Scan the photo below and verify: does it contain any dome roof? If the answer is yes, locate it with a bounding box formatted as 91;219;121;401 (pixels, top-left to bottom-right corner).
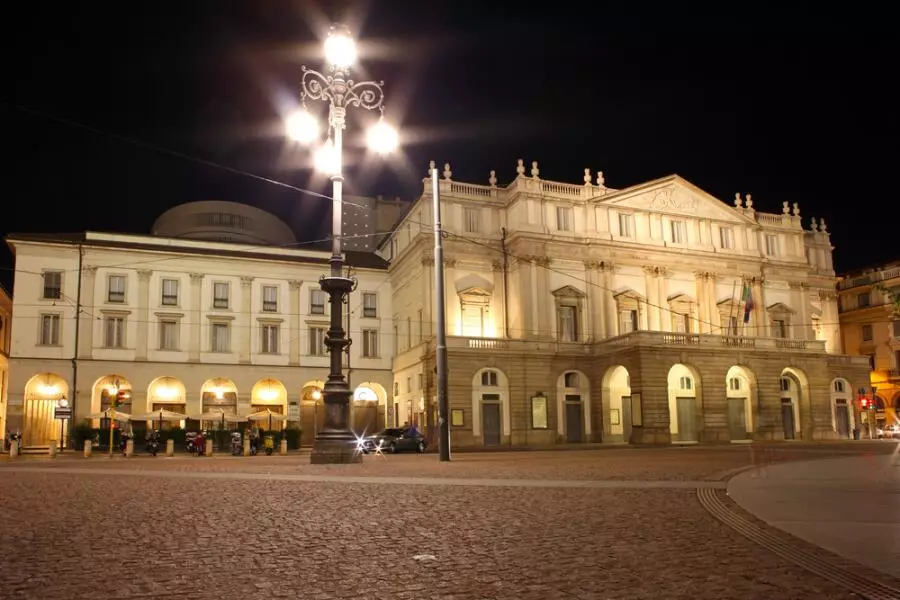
151;201;297;246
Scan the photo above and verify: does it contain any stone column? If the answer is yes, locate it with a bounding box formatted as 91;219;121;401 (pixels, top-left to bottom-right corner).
135;270;152;360
790;282;809;340
421;257;434;338
820;290;840;353
443;259;458;336
643;267;661;331
752;277;768;337
706;273;720;332
240;276;254;363
535;257;553;340
188;273;204;361
518;256;536;338
694;272;709;334
585;261;605;340
289;280;302;365
491;260;507;339
77;266;97;357
657;268;670;332
603;265;617;337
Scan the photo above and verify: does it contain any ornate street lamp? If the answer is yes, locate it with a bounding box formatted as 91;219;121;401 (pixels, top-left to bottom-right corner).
287;25;398;463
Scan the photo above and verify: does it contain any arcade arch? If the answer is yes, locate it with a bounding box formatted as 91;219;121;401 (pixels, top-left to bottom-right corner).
725;366;755;441
472;367;510;446
667;363;702;443
601;365;631;442
779;367;808;440
556;370;590;443
352;381;388;434
829;378;853;438
23;373;69;447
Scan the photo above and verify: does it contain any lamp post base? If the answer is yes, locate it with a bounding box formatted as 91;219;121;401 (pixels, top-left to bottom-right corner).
310;436;363;464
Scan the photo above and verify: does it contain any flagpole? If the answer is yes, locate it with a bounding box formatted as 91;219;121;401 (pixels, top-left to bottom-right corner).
728;280;738;337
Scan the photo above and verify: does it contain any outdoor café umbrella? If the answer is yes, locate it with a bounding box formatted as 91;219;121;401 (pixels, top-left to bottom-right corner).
190;409;229;430
88;407;131;421
246;408;287;431
131;409;186;431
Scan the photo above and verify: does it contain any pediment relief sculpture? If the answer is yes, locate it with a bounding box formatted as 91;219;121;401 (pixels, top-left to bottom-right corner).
601;180;755;224
551;285;585;298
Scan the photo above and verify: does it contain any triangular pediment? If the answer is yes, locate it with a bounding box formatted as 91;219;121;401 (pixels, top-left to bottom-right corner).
767;302;795;314
597;176;755;224
458;286;492;298
552;285;585;298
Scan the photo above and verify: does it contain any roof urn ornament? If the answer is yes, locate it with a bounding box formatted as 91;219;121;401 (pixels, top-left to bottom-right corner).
734;193;743;207
443;163;452;180
596;171;605;187
810;217;819;231
745;194;753;209
819;218;828;233
428;160;436;177
584;168;592;185
489;170;497;187
782;201;790;215
793;202;800;216
516;159;525;176
531;161;540;178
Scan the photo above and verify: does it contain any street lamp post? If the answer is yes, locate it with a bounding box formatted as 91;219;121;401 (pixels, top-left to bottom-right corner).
287;25;398;464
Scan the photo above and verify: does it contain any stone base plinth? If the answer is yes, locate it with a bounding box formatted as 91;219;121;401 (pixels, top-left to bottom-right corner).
310;439;362;464
698;429;731;443
629;427;672;445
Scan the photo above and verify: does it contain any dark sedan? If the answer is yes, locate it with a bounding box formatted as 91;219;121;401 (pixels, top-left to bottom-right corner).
360;428;427;454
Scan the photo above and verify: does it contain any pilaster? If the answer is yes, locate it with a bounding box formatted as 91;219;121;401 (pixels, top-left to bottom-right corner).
188;273;204;361
289;280;302;365
444;259;458;336
239;276;254;363
77;266;97;357
135;270;152;360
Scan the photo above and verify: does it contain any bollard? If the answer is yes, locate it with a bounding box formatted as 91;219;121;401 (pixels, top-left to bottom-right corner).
9;440;18;458
125;439;134;458
280;439;288;455
166;438;175;457
49;440;57;459
204;439;213;457
83;439;92;458
243;437;251;457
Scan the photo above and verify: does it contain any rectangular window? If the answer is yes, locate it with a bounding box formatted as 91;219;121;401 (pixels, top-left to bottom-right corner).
531;395;548;429
558;305;577;342
310;289;326;315
42;271;62;300
39;314;61;345
670;220;686;244
464;207;480;233
857;292;870;308
673;313;691;333
727;315;738;336
618;213;634;238
620;309;638;333
893;320;900;338
308;327;326;355
213;282;229;309
211;323;230;352
161;278;179;306
765;234;778;256
719;227;734;249
104;316;125;348
260;323;279;353
861;324;873;342
481;371;498;386
262;285;278;312
159;320;179;350
773;319;787;339
362;292;377;318
556;206;573;231
107;275;126;303
362;329;378;357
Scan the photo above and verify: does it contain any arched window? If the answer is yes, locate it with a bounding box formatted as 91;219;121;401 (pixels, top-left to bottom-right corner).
481;370;499;386
833;380;845;393
679;376;693;391
728;377;742;391
564;372;580;387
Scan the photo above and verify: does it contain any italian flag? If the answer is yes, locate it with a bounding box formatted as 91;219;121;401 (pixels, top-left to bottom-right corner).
742;282;755;324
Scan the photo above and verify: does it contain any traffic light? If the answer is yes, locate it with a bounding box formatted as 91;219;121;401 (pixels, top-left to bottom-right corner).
860;397;869;410
115;389;130;407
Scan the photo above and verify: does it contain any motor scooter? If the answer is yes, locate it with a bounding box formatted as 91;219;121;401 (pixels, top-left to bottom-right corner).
231;432;242;456
145;431;160;457
264;435;274;456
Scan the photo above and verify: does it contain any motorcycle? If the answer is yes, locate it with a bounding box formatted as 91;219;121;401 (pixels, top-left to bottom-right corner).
145;431;160;457
119;432;131;456
231;432;243;456
185;431;200;455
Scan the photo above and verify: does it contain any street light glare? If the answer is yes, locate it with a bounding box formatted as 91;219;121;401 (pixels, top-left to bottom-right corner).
314;140;340;175
286;109;320;144
324;27;356;68
367;120;399;154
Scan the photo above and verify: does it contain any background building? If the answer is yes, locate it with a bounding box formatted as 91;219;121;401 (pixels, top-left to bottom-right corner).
384;161;870;447
837;262;900;429
5;201;393;448
0;284;11;440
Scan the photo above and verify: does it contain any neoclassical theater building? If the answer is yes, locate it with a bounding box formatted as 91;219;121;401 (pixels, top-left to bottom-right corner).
5;201;395;447
387;161;869;447
4;164;871;448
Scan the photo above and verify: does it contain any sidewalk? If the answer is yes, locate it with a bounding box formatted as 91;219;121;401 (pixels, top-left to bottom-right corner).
727;446;900;580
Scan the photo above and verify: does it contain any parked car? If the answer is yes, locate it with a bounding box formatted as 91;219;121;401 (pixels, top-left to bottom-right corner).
360;428;427;454
876;423;900;439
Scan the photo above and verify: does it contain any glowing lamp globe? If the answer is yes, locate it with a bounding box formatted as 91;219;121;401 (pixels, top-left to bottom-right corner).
367;120;399;154
324;26;356;68
286;109;320;144
314;140;340;175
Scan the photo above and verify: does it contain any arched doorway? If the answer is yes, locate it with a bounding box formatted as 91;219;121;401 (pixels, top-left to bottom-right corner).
601;365;631;442
556;370;590;443
471;368;510;446
92;375;133;415
300;380;326;443
830;378;853;438
352;382;388;435
779;368;807;440
667;363;702;443
23;373;69;447
725;366;755;441
250;379;287;431
200;378;237;419
148;377;187;424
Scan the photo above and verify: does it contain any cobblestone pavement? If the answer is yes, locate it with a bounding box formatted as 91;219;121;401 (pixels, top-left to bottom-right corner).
0;443;894;600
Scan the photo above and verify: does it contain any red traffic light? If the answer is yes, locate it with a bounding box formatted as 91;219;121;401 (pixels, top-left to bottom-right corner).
115;389;131;405
860;398;869;409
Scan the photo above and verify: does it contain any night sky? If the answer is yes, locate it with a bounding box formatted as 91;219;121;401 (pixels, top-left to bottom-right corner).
5;1;897;291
